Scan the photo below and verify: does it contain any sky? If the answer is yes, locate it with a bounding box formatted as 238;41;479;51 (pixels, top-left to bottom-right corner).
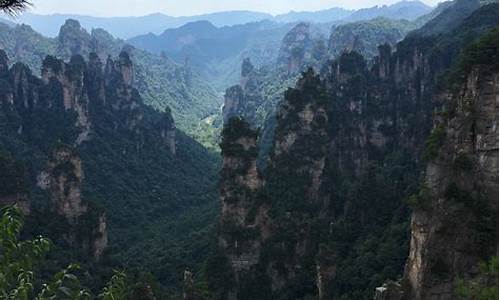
27;0;441;17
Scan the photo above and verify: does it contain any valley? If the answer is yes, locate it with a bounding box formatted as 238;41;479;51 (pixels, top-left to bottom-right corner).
0;0;498;299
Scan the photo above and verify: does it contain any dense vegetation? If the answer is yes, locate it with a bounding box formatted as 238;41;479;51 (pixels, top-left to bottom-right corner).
0;50;220;297
0;20;220;143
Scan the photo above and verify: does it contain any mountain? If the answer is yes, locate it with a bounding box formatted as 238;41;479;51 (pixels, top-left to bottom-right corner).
413;0;481;35
329;17;416;59
206;1;498;299
0;17;15;27
274;7;353;23
3;11;273;39
0;19;221;145
218;16;421;165
345;0;432;22
129;20;295;91
127;1;432;91
2;1;432;40
377;26;498;300
0;48;220;297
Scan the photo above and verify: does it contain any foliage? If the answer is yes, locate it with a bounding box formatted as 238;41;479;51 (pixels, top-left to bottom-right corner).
0;0;31;15
0;19;220;145
406;186;432;209
37;264;91;300
0;46;220;297
329;17;416;59
0;206;50;299
0;206;147;300
456;256;499;300
423;125;446;161
447;27;499;87
99;271;127;300
0;150;27;196
0;207;85;299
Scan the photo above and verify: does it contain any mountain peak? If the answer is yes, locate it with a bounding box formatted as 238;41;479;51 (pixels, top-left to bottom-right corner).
60;18;83;32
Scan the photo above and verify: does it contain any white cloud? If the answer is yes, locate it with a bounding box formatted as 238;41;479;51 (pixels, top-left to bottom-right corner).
27;0;441;17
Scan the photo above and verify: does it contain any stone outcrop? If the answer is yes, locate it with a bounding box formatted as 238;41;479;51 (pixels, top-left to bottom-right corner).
328;18;409;59
37;146;87;222
212;4;498;298
398;65;498;300
277;22;323;75
215;117;270;299
36;146;108;259
42;55;92;144
0;48;179;261
222;58;262;126
158;108;176;155
58;19;92;58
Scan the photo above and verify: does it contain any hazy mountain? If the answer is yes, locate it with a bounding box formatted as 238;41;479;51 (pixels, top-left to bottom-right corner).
0;17;15;27
274;7;353;23
2;11;273;39
345;0;432;21
2;1;432;39
0;20;220;143
129;20;295;90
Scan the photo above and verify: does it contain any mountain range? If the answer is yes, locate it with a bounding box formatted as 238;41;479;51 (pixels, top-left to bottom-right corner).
0;0;498;298
1;1;432;39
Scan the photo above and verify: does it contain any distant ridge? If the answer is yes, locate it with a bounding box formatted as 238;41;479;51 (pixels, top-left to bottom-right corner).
1;1;432;39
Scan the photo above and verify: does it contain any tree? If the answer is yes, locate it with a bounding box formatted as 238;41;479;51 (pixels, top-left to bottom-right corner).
0;206;129;299
0;0;31;15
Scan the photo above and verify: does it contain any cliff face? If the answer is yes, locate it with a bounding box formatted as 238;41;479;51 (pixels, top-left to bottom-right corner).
277;22;326;76
0;48;177;262
328;18;412;59
211;3;498;299
215;118;270;299
222;59;262;126
212;47;432;298
37;146;88;221
401;65;498;300
36;146;108;259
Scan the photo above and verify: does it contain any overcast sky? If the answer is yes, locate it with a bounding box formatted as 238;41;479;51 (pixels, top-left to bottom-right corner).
26;0;440;17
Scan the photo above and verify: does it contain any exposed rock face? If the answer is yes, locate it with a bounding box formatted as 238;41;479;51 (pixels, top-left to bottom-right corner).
158;108;176;155
222;58;262;126
223;85;245;124
277;22;320;75
374;281;403;300
36;146;108;259
0;48;178;261
42;55;92;144
37;146;87;222
58;19;92;58
213;44;436;299
93;213;108;259
328;18;410;59
212;5;499;297
183;270;201;300
215;118;269;299
399;66;499;300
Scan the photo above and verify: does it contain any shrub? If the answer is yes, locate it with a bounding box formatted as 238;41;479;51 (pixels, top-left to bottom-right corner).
423;125;446;161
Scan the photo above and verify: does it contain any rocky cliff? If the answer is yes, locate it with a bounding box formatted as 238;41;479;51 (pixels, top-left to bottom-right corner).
210;2;498;299
403;61;498;300
211;117;270;299
36;145;108;259
277;22;326;75
328;18;414;59
0;48;178;263
222;59;262;126
0;18;220;140
376;28;499;300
